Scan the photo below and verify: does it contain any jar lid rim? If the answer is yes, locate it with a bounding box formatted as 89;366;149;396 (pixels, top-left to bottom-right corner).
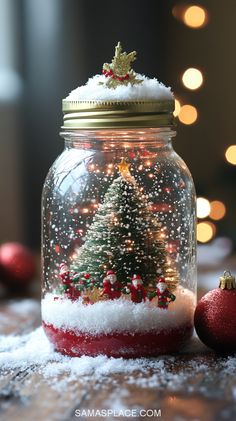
62;99;175;129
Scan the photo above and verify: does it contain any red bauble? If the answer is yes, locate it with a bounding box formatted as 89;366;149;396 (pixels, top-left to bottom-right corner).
0;242;36;286
194;271;236;352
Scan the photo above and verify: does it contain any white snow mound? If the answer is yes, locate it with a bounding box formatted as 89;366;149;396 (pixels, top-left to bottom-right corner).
65;74;173;102
42;287;195;335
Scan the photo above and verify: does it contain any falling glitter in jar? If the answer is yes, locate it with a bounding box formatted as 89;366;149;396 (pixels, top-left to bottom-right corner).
41;43;197;357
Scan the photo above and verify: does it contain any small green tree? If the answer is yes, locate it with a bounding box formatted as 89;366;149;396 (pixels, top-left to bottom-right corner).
72;163;178;291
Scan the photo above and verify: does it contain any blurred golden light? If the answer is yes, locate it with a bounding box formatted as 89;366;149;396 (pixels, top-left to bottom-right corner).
182;68;203;90
178;105;198;125
173;99;181;117
210;200;226;220
197;221;215;243
197;197;211;218
184;6;206;28
82;208;89;214
225;145;236;165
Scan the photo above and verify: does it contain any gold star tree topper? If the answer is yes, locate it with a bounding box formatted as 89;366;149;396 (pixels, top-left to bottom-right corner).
101;42;143;89
118;158;130;174
117;158;135;183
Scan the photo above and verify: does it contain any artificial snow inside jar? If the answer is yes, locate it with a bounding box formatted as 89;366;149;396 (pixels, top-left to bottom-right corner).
41;43;197;357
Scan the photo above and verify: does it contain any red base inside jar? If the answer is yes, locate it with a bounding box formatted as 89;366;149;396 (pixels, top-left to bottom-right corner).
42;321;193;358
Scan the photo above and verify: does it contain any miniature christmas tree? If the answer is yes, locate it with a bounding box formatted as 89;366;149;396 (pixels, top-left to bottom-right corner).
72;160;178;293
164;263;180;292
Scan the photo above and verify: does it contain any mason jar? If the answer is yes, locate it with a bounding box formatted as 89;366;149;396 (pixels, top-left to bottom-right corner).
41;99;197;357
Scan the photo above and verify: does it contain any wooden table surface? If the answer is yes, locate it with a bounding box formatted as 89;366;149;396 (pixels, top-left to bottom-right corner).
0;283;235;421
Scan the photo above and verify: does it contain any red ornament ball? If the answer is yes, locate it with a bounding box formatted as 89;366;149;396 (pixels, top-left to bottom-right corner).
194;271;236;352
0;242;36;286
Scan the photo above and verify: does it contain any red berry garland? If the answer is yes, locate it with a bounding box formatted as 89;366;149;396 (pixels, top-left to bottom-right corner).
194;271;236;352
102;69;130;82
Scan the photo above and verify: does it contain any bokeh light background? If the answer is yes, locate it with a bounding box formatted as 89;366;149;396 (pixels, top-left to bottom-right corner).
0;0;236;255
171;2;235;246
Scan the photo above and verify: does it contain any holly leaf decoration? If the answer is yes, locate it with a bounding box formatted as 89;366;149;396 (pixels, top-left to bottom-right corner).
101;42;143;89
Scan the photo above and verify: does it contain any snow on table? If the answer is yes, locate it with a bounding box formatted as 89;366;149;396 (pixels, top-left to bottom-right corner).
0;294;236;421
41;287;195;335
0;323;235;398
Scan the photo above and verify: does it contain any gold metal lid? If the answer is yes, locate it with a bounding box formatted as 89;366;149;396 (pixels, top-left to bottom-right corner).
62;99;175;129
62;43;175;130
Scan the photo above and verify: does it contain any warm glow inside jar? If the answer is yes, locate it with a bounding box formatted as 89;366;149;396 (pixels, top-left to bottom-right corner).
41;41;196;357
42;123;197;357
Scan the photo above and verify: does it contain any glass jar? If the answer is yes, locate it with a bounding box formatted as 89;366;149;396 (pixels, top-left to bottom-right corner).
41;101;197;357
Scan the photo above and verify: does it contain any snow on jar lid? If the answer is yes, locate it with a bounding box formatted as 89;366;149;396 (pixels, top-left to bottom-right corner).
62;42;175;130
